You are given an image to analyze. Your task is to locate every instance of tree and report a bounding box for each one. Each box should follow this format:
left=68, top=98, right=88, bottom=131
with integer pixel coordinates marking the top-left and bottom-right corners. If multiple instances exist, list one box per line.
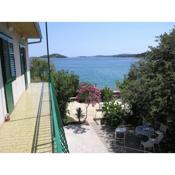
left=76, top=83, right=101, bottom=121
left=30, top=58, right=55, bottom=81
left=118, top=28, right=175, bottom=151
left=53, top=70, right=79, bottom=122
left=101, top=86, right=114, bottom=102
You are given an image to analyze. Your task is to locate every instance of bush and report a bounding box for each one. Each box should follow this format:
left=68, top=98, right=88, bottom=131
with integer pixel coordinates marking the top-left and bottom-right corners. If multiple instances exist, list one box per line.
left=102, top=100, right=128, bottom=127
left=101, top=87, right=114, bottom=102
left=53, top=70, right=79, bottom=121
left=30, top=58, right=55, bottom=81
left=119, top=28, right=175, bottom=152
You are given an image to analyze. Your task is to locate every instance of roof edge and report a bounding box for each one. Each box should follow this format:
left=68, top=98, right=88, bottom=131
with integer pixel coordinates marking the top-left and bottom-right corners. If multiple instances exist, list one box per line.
left=34, top=22, right=42, bottom=39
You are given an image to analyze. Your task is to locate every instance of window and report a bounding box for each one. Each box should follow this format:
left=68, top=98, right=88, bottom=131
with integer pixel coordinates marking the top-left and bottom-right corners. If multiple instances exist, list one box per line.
left=0, top=38, right=16, bottom=83
left=19, top=45, right=26, bottom=75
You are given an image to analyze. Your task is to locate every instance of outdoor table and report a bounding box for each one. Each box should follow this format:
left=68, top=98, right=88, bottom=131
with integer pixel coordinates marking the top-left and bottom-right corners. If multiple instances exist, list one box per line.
left=115, top=127, right=127, bottom=133
left=135, top=125, right=155, bottom=138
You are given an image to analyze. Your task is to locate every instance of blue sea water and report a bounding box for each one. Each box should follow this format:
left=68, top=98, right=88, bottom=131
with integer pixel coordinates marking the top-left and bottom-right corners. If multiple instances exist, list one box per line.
left=51, top=57, right=138, bottom=89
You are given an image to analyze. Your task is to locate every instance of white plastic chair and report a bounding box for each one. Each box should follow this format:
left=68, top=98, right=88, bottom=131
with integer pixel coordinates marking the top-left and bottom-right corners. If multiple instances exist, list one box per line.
left=115, top=127, right=127, bottom=146
left=153, top=131, right=164, bottom=152
left=141, top=139, right=155, bottom=152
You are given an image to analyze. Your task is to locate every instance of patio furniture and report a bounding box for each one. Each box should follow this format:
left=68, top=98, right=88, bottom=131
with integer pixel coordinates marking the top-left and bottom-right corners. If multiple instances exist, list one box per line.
left=125, top=131, right=141, bottom=151
left=141, top=139, right=155, bottom=152
left=115, top=127, right=127, bottom=146
left=135, top=125, right=155, bottom=138
left=152, top=131, right=164, bottom=152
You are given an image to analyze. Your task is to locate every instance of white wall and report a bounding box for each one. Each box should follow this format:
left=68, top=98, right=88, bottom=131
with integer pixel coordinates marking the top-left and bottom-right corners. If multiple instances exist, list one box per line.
left=12, top=75, right=25, bottom=105
left=0, top=23, right=30, bottom=124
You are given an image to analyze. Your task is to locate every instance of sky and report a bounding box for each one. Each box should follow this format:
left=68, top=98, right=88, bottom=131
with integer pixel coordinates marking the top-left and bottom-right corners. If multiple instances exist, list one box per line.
left=29, top=22, right=175, bottom=57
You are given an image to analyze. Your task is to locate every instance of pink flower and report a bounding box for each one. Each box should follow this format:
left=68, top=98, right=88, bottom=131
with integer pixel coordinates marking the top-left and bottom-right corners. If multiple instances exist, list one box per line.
left=76, top=82, right=101, bottom=105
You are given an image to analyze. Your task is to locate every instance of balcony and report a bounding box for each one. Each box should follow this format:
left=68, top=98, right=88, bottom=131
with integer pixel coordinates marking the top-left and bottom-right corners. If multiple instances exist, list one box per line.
left=0, top=81, right=68, bottom=153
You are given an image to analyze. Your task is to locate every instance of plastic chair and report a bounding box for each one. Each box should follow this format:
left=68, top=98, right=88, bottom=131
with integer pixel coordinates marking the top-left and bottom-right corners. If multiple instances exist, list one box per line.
left=153, top=131, right=164, bottom=152
left=141, top=139, right=155, bottom=152
left=115, top=127, right=127, bottom=146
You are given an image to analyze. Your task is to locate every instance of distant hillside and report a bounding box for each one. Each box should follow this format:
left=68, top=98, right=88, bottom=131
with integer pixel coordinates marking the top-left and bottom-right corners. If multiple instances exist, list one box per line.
left=113, top=53, right=146, bottom=58
left=39, top=53, right=67, bottom=58
left=95, top=53, right=146, bottom=58
left=112, top=54, right=138, bottom=57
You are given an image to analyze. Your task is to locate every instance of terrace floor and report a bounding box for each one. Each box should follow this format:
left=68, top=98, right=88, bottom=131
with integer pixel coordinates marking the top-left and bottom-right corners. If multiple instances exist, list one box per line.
left=0, top=83, right=53, bottom=153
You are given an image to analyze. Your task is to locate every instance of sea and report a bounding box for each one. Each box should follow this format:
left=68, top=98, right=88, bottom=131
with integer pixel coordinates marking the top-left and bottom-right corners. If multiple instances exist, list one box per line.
left=51, top=56, right=139, bottom=89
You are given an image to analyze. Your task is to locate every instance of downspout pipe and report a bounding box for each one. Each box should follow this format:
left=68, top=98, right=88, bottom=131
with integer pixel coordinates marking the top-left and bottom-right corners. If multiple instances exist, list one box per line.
left=45, top=22, right=51, bottom=82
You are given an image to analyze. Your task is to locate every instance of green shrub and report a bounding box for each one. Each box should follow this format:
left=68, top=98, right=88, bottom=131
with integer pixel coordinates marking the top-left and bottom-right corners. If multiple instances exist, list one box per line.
left=53, top=70, right=79, bottom=121
left=102, top=100, right=128, bottom=127
left=119, top=27, right=175, bottom=152
left=101, top=87, right=114, bottom=102
left=30, top=58, right=55, bottom=81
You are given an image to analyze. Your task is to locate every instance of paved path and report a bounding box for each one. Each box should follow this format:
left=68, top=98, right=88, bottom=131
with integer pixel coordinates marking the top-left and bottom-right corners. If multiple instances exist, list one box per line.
left=64, top=123, right=109, bottom=153
left=0, top=83, right=52, bottom=153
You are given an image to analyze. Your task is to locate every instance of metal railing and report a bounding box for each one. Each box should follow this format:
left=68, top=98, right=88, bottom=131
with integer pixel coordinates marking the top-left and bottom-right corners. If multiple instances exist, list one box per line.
left=49, top=77, right=69, bottom=153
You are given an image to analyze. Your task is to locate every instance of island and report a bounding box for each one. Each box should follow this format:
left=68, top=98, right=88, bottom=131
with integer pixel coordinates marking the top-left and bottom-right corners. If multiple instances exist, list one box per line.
left=39, top=53, right=67, bottom=58
left=95, top=53, right=146, bottom=58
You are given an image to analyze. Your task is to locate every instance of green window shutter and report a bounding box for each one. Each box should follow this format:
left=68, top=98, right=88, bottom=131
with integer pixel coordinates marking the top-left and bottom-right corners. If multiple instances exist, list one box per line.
left=0, top=39, right=16, bottom=83
left=20, top=46, right=27, bottom=75
left=2, top=40, right=11, bottom=83
left=9, top=43, right=16, bottom=79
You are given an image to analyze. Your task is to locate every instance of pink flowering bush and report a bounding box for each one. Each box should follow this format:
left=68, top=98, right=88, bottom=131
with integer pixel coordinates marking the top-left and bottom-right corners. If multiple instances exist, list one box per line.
left=76, top=82, right=101, bottom=121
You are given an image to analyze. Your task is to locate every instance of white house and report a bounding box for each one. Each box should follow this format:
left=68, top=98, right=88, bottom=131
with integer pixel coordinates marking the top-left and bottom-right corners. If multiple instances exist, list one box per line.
left=0, top=22, right=42, bottom=126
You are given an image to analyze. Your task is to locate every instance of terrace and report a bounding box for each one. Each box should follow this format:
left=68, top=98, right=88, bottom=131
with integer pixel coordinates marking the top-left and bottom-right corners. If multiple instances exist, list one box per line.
left=0, top=81, right=68, bottom=153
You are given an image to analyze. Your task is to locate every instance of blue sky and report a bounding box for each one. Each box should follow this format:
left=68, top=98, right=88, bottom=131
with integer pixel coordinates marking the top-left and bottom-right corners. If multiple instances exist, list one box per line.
left=29, top=22, right=175, bottom=57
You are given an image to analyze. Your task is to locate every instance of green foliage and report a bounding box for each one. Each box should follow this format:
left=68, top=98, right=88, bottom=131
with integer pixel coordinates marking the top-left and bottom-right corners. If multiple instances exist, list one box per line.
left=53, top=70, right=79, bottom=120
left=102, top=100, right=128, bottom=127
left=30, top=58, right=55, bottom=81
left=75, top=107, right=84, bottom=123
left=63, top=116, right=76, bottom=125
left=119, top=28, right=175, bottom=151
left=101, top=87, right=114, bottom=102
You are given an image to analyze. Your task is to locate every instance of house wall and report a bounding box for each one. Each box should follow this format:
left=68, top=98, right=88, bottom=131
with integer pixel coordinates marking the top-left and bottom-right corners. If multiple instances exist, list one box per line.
left=0, top=23, right=29, bottom=125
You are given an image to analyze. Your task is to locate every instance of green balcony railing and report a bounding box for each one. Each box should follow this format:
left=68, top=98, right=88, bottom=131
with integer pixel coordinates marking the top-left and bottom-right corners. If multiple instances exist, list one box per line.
left=49, top=77, right=69, bottom=153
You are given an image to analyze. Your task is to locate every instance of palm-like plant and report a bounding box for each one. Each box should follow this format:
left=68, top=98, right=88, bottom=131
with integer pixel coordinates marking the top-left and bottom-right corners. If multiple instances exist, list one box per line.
left=75, top=107, right=84, bottom=123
